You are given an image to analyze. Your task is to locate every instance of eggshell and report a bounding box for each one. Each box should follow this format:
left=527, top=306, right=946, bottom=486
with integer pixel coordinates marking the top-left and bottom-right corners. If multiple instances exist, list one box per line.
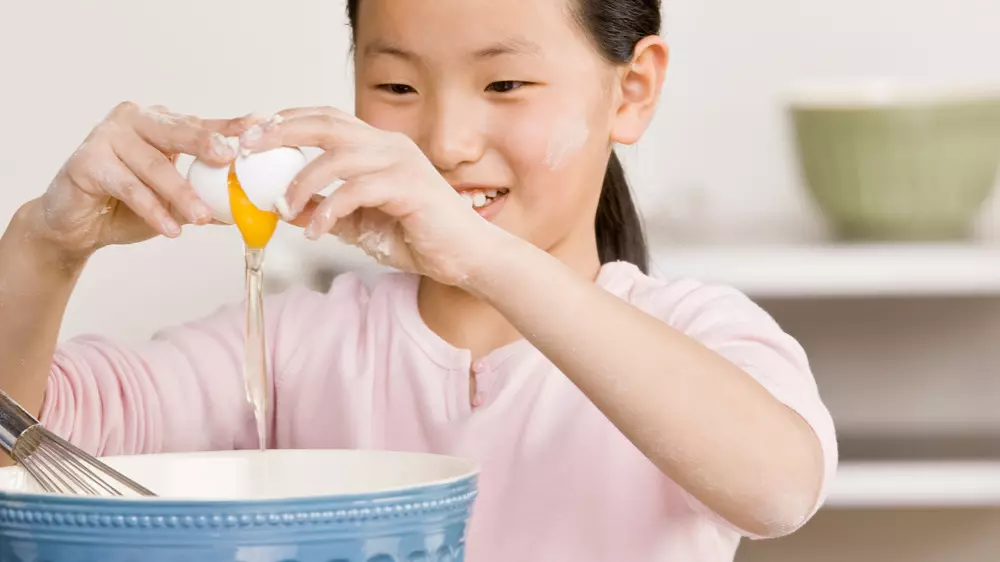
left=297, top=146, right=344, bottom=199
left=174, top=153, right=196, bottom=178
left=186, top=139, right=307, bottom=224
left=233, top=147, right=307, bottom=212
left=298, top=146, right=325, bottom=165
left=187, top=158, right=235, bottom=224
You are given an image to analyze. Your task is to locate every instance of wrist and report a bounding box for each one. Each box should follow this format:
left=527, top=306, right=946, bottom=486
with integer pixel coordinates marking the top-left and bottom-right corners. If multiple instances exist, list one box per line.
left=11, top=200, right=94, bottom=271
left=459, top=224, right=538, bottom=301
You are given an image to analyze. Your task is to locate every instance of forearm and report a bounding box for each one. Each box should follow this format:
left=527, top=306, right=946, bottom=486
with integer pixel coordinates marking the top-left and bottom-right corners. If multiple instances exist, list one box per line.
left=468, top=232, right=824, bottom=536
left=0, top=200, right=88, bottom=419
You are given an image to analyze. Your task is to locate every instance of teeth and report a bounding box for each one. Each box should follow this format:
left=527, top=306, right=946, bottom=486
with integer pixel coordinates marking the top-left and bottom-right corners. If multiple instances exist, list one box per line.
left=459, top=188, right=506, bottom=209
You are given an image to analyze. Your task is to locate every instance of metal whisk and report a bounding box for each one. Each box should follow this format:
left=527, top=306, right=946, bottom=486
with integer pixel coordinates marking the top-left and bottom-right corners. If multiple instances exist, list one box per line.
left=0, top=390, right=155, bottom=497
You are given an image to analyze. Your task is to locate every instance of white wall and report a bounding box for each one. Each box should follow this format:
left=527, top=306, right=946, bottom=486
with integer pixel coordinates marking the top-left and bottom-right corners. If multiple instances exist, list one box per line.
left=631, top=0, right=1000, bottom=244
left=0, top=0, right=355, bottom=340
left=1, top=0, right=998, bottom=340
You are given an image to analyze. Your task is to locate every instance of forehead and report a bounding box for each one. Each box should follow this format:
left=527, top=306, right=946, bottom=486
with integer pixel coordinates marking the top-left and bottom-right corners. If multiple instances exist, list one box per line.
left=354, top=0, right=587, bottom=59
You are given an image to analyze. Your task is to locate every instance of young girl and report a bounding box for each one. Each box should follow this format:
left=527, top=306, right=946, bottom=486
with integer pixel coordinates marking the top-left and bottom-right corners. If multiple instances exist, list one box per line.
left=0, top=0, right=836, bottom=559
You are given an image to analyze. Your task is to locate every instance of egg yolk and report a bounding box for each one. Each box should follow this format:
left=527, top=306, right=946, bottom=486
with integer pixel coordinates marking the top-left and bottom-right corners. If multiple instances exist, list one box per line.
left=228, top=164, right=278, bottom=249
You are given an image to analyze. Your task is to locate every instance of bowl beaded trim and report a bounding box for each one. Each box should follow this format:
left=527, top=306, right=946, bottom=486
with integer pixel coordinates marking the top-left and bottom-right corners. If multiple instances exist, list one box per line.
left=0, top=490, right=477, bottom=530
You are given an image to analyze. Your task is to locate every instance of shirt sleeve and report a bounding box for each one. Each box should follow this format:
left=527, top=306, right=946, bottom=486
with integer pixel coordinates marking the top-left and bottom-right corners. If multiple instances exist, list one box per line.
left=632, top=275, right=839, bottom=539
left=38, top=282, right=343, bottom=457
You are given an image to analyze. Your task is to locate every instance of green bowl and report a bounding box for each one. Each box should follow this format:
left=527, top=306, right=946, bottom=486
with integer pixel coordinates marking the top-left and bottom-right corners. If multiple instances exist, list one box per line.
left=789, top=87, right=1000, bottom=240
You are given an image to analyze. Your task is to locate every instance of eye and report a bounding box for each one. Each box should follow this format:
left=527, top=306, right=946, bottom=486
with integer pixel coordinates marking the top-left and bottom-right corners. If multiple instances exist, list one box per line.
left=377, top=84, right=417, bottom=95
left=486, top=81, right=526, bottom=94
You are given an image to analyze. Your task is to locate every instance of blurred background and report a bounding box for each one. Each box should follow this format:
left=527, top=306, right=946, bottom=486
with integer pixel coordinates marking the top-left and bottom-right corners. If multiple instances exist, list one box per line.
left=1, top=1, right=999, bottom=560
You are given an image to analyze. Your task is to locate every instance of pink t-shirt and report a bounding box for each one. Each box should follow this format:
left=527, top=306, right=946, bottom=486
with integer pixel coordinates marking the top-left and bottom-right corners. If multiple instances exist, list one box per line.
left=41, top=261, right=837, bottom=561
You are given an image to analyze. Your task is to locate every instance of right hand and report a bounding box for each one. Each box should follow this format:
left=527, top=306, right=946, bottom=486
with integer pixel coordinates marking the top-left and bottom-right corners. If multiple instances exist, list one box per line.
left=29, top=102, right=255, bottom=259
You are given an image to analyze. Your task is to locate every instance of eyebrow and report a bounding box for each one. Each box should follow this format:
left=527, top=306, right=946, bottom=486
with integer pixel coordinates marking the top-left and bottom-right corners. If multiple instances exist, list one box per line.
left=363, top=41, right=416, bottom=61
left=362, top=37, right=543, bottom=61
left=473, top=37, right=543, bottom=59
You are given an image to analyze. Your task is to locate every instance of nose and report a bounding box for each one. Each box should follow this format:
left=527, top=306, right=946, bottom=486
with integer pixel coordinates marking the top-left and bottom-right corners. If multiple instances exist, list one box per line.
left=418, top=94, right=486, bottom=173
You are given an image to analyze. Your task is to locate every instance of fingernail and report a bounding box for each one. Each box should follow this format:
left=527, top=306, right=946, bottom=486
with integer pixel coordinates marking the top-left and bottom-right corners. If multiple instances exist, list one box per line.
left=209, top=132, right=236, bottom=161
left=304, top=221, right=321, bottom=240
left=275, top=196, right=297, bottom=222
left=244, top=111, right=268, bottom=124
left=284, top=183, right=309, bottom=217
left=240, top=114, right=282, bottom=145
left=191, top=202, right=213, bottom=224
left=304, top=216, right=335, bottom=240
left=264, top=113, right=284, bottom=128
left=163, top=218, right=182, bottom=237
left=240, top=124, right=263, bottom=146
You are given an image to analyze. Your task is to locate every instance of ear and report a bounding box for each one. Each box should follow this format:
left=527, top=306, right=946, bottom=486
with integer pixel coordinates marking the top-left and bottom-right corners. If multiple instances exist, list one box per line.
left=610, top=36, right=669, bottom=146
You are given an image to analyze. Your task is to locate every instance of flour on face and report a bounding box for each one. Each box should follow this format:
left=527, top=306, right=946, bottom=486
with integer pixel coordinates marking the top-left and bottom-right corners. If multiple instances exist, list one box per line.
left=544, top=118, right=590, bottom=170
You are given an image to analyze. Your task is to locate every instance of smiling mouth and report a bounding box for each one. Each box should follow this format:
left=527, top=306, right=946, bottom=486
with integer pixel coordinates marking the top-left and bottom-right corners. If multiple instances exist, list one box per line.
left=458, top=188, right=509, bottom=209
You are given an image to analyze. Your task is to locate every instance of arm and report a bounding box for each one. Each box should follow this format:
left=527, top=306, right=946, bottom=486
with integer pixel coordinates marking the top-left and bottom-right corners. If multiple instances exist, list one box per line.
left=0, top=201, right=86, bottom=420
left=238, top=107, right=831, bottom=536
left=465, top=232, right=828, bottom=538
left=0, top=201, right=261, bottom=458
left=0, top=104, right=255, bottom=463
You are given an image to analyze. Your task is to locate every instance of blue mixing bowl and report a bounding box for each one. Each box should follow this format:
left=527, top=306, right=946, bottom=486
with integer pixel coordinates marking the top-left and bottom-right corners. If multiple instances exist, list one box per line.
left=0, top=449, right=479, bottom=562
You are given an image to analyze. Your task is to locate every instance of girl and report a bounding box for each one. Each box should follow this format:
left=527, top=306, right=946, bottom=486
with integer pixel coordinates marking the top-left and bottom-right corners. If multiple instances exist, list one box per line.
left=0, top=0, right=837, bottom=559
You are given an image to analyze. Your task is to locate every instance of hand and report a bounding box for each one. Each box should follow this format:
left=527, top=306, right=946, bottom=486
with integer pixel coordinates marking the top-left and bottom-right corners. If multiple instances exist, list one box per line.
left=31, top=102, right=255, bottom=259
left=240, top=107, right=501, bottom=287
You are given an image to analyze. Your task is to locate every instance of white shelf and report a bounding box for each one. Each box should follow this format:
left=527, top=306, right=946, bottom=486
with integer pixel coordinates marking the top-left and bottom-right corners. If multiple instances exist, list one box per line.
left=826, top=461, right=1000, bottom=509
left=650, top=244, right=1000, bottom=298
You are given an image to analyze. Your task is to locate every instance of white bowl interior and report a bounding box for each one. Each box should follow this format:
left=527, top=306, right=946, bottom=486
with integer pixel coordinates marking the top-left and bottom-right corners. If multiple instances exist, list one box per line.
left=0, top=450, right=477, bottom=501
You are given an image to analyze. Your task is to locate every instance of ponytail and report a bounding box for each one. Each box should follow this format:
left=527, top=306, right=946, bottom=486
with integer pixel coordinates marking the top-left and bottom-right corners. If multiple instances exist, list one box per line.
left=595, top=151, right=649, bottom=273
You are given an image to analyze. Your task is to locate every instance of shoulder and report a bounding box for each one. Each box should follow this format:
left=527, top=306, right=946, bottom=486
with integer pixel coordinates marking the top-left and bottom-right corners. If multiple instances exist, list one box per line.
left=602, top=261, right=839, bottom=517
left=600, top=261, right=811, bottom=390
left=598, top=260, right=781, bottom=337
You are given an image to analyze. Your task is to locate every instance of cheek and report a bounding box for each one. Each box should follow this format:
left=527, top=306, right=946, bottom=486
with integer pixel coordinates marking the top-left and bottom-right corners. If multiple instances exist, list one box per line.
left=491, top=103, right=607, bottom=201
left=489, top=108, right=555, bottom=173
left=492, top=105, right=595, bottom=181
left=489, top=104, right=611, bottom=244
left=544, top=117, right=591, bottom=171
left=354, top=90, right=421, bottom=136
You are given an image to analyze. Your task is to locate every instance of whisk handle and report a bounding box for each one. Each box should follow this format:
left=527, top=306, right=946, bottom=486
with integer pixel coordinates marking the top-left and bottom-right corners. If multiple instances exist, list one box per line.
left=0, top=390, right=39, bottom=455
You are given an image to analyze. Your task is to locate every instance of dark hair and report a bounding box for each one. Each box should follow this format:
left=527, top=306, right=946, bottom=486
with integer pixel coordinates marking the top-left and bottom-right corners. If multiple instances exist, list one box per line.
left=347, top=0, right=659, bottom=273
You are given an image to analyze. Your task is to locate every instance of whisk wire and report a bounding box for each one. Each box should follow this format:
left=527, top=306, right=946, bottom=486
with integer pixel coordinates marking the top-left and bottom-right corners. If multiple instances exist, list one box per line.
left=19, top=428, right=98, bottom=495
left=60, top=431, right=149, bottom=495
left=1, top=391, right=155, bottom=497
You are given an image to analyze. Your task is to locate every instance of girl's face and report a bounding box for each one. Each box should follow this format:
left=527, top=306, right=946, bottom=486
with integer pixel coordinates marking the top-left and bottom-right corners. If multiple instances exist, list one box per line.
left=353, top=0, right=620, bottom=262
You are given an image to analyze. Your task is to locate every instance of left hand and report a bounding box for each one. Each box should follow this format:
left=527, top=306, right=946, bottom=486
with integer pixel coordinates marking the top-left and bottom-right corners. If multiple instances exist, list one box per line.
left=239, top=107, right=498, bottom=287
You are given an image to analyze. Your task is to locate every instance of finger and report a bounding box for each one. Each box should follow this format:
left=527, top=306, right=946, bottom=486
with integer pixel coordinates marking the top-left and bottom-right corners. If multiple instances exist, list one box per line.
left=273, top=106, right=364, bottom=123
left=203, top=113, right=265, bottom=137
left=328, top=211, right=364, bottom=246
left=144, top=104, right=263, bottom=138
left=111, top=128, right=214, bottom=225
left=240, top=111, right=378, bottom=153
left=281, top=148, right=392, bottom=220
left=132, top=112, right=237, bottom=166
left=304, top=178, right=392, bottom=240
left=285, top=197, right=323, bottom=228
left=285, top=200, right=363, bottom=245
left=75, top=152, right=181, bottom=237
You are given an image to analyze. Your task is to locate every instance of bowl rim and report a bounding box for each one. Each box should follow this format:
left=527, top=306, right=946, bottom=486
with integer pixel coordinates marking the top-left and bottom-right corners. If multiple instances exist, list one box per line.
left=783, top=79, right=1000, bottom=109
left=0, top=449, right=481, bottom=505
